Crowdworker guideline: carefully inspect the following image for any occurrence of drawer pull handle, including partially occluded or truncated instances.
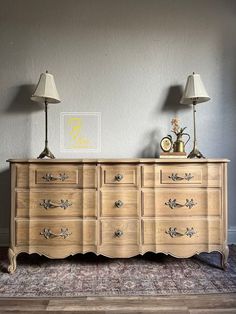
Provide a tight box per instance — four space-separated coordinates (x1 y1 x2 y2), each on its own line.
165 198 197 209
42 173 69 182
115 200 124 208
168 173 194 182
114 230 123 237
40 199 72 210
165 227 196 238
40 228 72 239
115 174 123 182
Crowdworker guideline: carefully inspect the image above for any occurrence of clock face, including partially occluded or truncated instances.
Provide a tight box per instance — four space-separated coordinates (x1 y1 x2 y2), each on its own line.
160 136 172 152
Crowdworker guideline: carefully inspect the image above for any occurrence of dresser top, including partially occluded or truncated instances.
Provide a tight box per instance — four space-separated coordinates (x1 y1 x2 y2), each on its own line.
7 158 229 163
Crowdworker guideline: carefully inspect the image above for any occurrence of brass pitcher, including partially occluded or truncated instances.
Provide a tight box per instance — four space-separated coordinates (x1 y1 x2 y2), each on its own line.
173 132 190 153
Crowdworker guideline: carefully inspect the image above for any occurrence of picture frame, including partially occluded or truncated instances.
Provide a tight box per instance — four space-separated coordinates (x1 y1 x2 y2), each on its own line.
60 112 101 153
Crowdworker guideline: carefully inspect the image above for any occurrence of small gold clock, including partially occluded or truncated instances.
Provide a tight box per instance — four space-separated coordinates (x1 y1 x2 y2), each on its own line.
160 135 173 152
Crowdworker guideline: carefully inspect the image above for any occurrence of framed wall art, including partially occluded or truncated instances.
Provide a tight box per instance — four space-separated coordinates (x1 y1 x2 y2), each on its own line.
60 112 101 153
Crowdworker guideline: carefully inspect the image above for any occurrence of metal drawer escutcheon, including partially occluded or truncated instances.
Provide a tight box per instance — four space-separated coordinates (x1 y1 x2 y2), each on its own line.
165 198 197 209
40 199 72 210
165 227 196 238
168 173 194 181
42 173 69 182
115 200 124 208
115 174 123 182
40 228 72 239
114 230 123 237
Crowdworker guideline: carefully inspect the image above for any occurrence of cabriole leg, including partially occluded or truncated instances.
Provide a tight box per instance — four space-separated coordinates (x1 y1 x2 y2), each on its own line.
221 246 229 270
8 248 17 274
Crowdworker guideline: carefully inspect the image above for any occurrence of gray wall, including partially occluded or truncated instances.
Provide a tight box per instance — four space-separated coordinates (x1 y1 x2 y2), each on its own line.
0 0 236 244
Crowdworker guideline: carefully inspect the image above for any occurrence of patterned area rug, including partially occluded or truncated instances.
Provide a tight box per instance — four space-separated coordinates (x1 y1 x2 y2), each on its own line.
0 246 236 297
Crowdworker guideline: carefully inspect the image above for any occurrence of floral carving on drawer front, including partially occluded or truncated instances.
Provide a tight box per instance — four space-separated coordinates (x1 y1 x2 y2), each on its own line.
40 199 72 210
165 198 197 209
165 227 196 238
168 173 194 181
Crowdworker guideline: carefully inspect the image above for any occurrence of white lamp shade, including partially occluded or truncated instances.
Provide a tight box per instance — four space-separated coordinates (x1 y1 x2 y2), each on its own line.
31 72 61 103
180 73 210 105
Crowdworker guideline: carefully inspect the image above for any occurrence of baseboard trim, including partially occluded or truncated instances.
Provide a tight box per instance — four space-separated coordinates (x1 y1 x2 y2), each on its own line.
0 227 236 247
228 227 236 244
0 228 9 247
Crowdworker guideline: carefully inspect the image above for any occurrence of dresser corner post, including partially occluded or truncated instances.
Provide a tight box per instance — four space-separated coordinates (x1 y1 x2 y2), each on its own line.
8 248 17 274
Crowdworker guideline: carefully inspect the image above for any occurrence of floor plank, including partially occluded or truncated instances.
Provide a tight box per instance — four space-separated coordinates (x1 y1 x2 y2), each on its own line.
190 310 236 314
0 299 49 310
0 294 235 313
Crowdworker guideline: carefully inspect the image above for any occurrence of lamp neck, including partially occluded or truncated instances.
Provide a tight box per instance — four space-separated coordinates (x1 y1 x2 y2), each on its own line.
192 100 197 149
45 100 48 148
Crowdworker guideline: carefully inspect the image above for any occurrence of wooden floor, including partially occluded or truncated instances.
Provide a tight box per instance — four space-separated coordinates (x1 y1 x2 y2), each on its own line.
0 294 236 314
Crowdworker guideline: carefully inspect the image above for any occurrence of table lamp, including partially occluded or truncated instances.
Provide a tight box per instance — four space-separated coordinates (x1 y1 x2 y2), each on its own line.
180 72 210 158
31 71 61 159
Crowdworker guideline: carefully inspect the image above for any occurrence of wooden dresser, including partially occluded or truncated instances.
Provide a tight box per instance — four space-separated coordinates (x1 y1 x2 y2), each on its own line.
8 158 229 273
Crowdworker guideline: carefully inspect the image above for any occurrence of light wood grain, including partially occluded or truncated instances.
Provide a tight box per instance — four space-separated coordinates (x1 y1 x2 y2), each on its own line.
140 243 224 258
98 244 140 258
160 166 203 184
141 188 221 217
12 245 98 258
101 165 139 187
29 164 97 188
100 219 139 246
8 158 228 272
142 164 222 187
7 158 230 163
142 218 221 245
100 190 138 217
16 189 97 218
15 219 97 246
15 163 29 188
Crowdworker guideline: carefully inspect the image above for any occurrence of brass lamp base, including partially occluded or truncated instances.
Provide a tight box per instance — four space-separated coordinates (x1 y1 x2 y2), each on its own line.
37 146 55 159
188 147 205 159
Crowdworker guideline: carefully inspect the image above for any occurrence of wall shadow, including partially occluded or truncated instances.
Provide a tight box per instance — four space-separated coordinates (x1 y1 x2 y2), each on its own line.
5 84 43 113
139 84 195 158
3 83 41 159
161 85 188 114
0 84 41 245
138 128 160 158
138 86 189 158
0 169 11 247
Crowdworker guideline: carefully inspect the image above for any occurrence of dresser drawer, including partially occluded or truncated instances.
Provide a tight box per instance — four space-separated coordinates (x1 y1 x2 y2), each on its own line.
16 190 97 217
101 165 138 187
100 191 138 217
142 164 222 187
160 166 202 184
29 164 97 188
142 188 221 217
100 219 139 245
16 219 97 246
142 218 221 245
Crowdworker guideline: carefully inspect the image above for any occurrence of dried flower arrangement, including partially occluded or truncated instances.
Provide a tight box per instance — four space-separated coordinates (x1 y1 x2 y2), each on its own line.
171 117 187 139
